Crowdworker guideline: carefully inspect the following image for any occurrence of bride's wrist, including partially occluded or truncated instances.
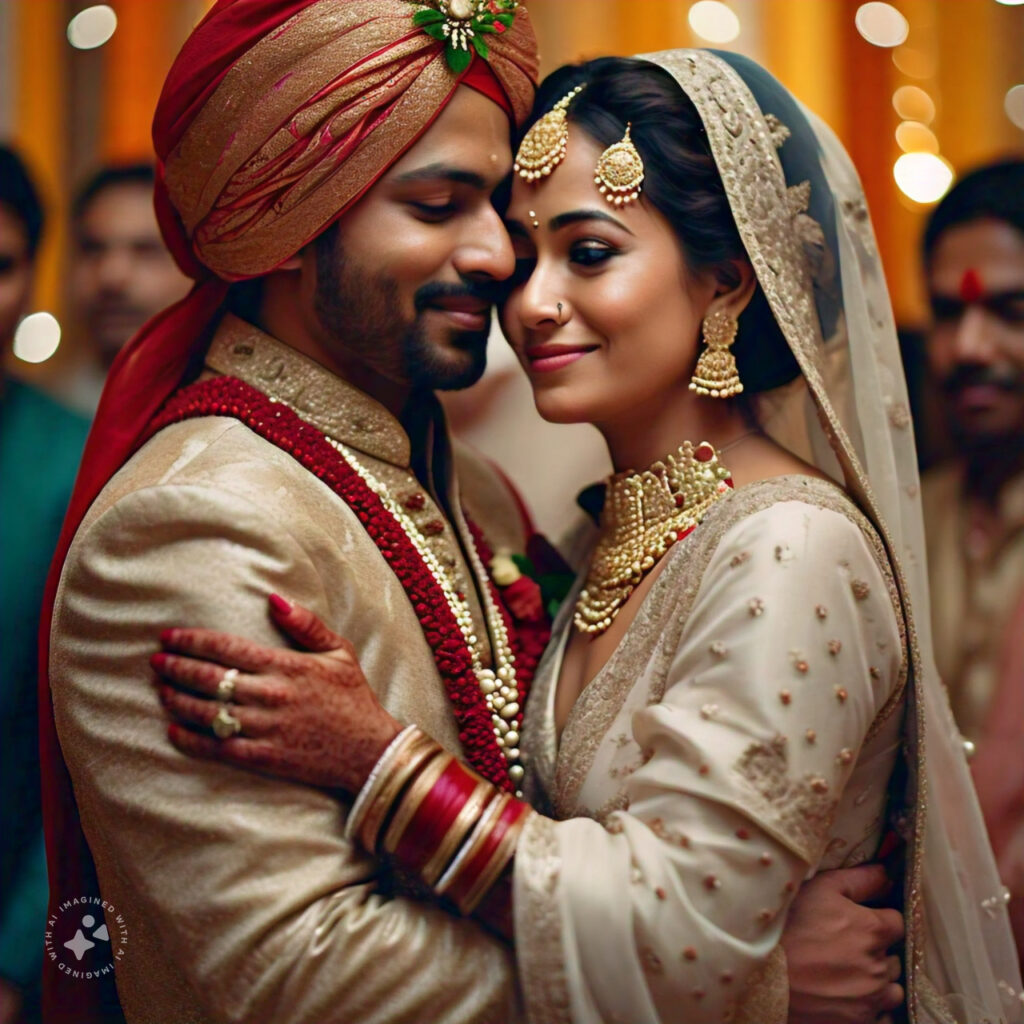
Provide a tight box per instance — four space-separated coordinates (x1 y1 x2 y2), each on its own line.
344 726 532 916
349 714 403 790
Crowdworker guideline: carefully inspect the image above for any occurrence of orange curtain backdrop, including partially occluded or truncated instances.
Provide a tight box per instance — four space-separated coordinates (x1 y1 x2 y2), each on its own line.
525 0 1024 325
100 1 185 163
875 0 1024 321
761 0 846 140
11 0 67 324
100 0 214 162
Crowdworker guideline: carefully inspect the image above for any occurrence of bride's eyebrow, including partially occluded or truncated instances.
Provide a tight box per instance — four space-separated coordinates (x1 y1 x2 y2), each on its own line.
549 208 634 235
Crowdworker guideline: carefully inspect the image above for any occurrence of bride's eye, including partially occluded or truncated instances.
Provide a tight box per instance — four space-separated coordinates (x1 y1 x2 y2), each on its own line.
569 241 616 268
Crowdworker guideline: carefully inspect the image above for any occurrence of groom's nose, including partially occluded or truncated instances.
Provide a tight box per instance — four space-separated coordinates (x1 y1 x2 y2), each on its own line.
452 204 516 283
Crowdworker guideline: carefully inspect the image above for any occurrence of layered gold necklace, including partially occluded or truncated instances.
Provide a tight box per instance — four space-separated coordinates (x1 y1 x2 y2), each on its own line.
574 441 733 635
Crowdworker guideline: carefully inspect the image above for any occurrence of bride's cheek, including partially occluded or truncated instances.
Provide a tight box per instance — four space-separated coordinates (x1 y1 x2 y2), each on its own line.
499 292 524 337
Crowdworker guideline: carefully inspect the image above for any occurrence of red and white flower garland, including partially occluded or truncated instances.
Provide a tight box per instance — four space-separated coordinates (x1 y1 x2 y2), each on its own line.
147 376 549 793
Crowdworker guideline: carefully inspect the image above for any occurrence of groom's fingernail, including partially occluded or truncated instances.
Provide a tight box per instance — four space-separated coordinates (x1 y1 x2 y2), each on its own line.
269 593 292 615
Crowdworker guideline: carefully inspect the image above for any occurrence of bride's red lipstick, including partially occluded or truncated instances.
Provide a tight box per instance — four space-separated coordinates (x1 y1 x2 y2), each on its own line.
525 342 597 373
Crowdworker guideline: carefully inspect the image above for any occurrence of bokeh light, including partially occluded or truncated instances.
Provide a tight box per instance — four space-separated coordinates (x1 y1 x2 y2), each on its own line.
895 121 939 154
67 5 118 50
855 3 910 48
892 85 936 124
688 1 741 44
1005 85 1024 130
13 313 62 364
893 152 954 204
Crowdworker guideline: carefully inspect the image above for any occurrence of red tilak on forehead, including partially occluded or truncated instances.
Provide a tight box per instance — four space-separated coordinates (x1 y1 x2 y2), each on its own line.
959 268 985 303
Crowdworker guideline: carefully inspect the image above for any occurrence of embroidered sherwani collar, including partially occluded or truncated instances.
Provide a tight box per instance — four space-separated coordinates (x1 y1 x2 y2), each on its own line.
205 314 412 467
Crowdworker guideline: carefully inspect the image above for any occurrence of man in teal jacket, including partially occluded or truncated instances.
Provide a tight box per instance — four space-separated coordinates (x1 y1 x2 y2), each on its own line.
0 145 89 1024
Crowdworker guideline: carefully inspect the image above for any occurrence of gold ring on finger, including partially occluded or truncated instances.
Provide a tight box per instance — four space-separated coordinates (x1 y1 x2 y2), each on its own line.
216 668 239 703
212 705 242 739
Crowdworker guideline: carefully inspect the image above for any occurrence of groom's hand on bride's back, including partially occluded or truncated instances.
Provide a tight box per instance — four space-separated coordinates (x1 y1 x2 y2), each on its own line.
782 864 904 1024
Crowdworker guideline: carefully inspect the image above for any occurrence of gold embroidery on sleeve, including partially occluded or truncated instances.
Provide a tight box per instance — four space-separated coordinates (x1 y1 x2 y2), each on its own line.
734 735 839 863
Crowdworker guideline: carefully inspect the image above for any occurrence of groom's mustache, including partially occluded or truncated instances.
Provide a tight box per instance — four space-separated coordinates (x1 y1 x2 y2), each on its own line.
414 280 504 312
942 363 1024 396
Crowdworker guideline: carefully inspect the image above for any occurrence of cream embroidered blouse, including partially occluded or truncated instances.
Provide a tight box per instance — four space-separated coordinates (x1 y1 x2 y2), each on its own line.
514 476 906 1024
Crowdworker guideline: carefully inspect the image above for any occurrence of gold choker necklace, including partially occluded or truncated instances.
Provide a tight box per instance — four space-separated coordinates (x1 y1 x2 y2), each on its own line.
574 441 733 635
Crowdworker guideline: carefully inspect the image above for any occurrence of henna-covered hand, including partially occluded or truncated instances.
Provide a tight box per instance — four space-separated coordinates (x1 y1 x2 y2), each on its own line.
783 864 904 1024
152 595 401 793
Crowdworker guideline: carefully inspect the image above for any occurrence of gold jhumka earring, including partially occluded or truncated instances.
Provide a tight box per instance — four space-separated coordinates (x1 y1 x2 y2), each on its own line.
514 85 585 181
689 310 743 398
594 122 644 206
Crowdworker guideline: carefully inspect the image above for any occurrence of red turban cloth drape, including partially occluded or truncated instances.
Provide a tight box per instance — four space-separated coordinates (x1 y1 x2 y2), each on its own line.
38 2 537 1019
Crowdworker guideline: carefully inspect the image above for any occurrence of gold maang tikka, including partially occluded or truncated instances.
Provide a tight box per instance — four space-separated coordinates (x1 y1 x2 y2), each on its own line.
595 122 644 206
514 85 584 182
515 88 645 207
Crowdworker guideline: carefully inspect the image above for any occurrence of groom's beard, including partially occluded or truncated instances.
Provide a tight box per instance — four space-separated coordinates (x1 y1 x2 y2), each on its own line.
314 236 492 392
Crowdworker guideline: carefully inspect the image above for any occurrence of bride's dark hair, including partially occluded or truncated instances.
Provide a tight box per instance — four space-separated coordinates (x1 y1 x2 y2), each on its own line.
522 56 801 394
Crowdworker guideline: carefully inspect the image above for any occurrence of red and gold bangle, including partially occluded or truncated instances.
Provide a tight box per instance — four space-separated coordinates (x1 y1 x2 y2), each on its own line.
346 729 443 853
345 725 420 843
435 792 511 901
444 797 532 915
459 805 532 916
382 752 454 858
350 734 531 917
419 778 495 885
390 758 490 879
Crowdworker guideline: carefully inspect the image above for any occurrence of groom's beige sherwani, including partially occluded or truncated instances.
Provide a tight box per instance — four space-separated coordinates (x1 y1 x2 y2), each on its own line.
50 315 528 1024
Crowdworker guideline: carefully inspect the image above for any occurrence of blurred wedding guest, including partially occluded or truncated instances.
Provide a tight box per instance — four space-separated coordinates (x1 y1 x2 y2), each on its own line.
63 164 190 410
922 159 1024 736
920 158 1024 953
0 145 89 1024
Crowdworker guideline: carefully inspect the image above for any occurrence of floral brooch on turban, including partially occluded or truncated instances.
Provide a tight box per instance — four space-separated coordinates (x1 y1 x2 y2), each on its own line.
412 0 519 72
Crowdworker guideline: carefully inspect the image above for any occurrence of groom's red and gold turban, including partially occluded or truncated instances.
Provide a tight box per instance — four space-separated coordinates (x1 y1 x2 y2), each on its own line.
40 5 537 1020
155 0 538 279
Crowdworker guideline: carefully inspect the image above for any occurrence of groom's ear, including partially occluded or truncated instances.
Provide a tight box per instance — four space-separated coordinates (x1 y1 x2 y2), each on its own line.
710 258 757 319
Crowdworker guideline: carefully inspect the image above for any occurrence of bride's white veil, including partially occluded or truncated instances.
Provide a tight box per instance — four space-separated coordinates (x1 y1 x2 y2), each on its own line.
636 47 1022 1023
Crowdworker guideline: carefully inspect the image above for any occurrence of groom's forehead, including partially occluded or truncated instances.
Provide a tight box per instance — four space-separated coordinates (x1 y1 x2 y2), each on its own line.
382 88 513 192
